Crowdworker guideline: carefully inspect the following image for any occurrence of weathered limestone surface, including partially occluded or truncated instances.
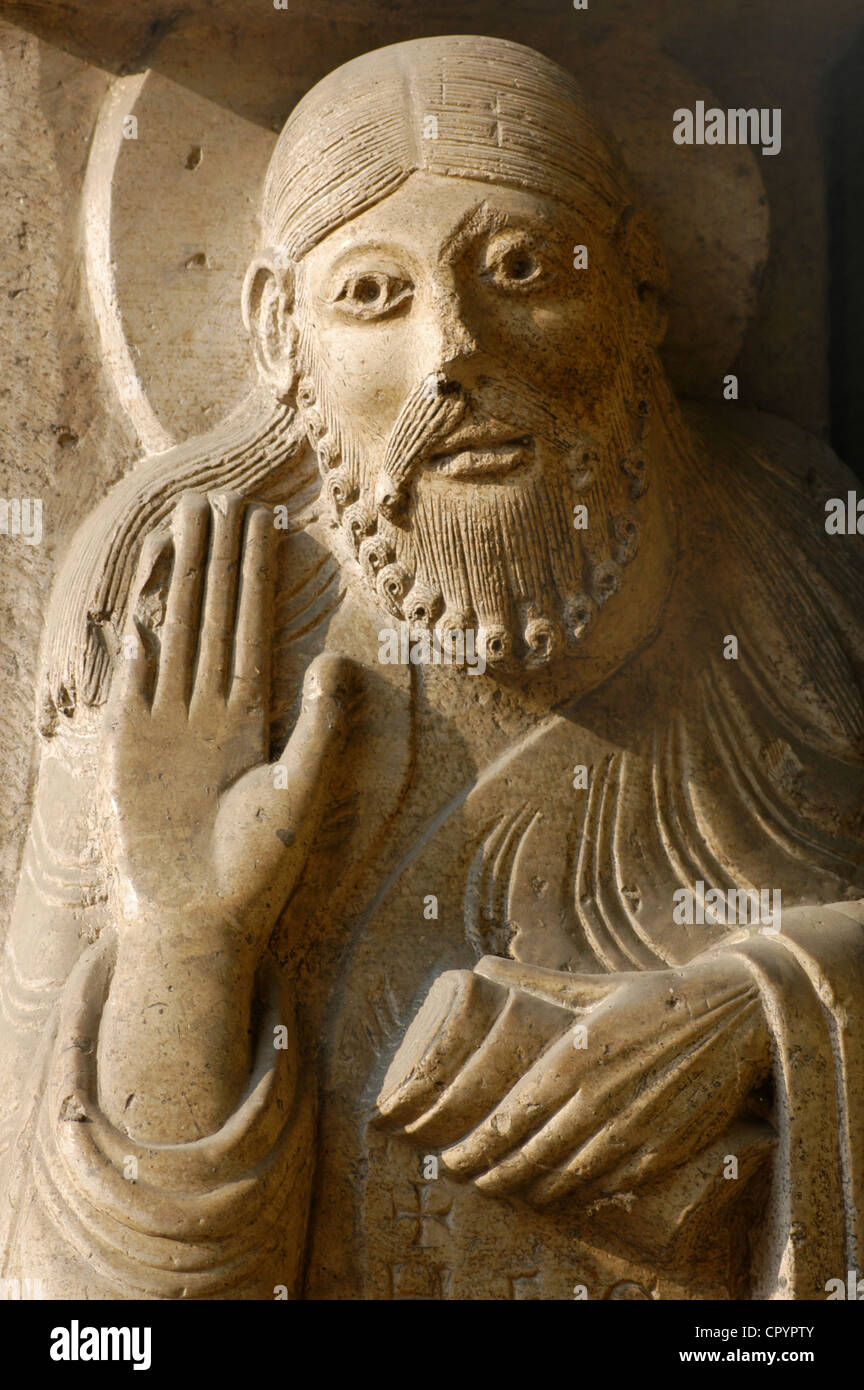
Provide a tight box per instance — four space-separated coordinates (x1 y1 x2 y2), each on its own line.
0 16 862 1301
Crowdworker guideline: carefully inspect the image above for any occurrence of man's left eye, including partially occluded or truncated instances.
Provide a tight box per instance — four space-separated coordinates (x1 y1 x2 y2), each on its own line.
481 241 551 292
333 272 413 320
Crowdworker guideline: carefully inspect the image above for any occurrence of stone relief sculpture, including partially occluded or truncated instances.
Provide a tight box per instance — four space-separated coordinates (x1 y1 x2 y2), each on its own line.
0 34 862 1301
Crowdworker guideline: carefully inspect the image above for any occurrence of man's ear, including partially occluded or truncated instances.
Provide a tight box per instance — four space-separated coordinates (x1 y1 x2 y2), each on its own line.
241 251 298 402
612 207 669 349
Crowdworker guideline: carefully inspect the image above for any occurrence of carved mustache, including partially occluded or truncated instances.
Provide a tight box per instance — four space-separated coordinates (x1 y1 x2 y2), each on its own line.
375 373 563 521
375 375 465 520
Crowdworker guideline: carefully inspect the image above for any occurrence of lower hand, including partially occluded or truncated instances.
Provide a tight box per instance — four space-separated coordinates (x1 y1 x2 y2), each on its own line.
376 951 772 1204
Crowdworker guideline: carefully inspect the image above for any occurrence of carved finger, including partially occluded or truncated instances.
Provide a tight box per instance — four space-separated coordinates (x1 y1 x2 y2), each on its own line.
398 985 575 1147
438 1023 598 1182
109 531 169 713
219 654 363 908
228 503 276 716
152 493 209 712
376 970 510 1127
268 652 360 819
192 491 244 705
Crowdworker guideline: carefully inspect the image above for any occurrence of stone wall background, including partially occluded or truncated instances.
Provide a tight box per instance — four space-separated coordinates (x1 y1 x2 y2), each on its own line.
0 0 862 934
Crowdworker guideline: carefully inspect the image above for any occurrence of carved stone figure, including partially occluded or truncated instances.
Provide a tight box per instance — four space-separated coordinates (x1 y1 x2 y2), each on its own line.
1 34 862 1302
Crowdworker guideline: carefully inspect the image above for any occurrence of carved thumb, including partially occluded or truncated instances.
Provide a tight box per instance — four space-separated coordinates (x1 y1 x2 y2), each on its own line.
223 653 362 905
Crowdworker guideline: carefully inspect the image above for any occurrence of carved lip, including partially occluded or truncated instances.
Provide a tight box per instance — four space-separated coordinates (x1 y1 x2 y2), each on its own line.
425 430 534 480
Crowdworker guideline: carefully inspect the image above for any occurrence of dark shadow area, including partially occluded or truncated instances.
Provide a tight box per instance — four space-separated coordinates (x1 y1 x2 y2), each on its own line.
826 23 864 479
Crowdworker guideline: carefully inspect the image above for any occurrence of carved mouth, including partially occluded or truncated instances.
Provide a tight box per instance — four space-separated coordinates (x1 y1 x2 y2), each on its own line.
425 433 534 480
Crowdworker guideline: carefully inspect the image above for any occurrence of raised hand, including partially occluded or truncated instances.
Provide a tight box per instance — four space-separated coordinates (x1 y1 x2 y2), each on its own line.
100 490 359 960
95 490 360 1142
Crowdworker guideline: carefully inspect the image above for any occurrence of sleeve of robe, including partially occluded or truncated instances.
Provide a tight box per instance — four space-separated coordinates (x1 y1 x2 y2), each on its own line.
0 932 315 1300
727 901 864 1300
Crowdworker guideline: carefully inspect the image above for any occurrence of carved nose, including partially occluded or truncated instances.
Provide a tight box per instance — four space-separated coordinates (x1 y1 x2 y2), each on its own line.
430 288 479 373
439 323 479 367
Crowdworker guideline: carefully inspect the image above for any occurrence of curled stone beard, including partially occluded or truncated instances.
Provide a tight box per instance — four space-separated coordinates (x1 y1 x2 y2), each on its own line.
296 344 653 674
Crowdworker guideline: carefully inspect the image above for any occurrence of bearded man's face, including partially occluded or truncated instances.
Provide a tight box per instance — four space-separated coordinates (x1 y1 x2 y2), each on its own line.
290 172 655 673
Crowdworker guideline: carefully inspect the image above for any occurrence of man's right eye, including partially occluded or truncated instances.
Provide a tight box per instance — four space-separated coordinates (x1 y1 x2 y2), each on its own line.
332 271 413 320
